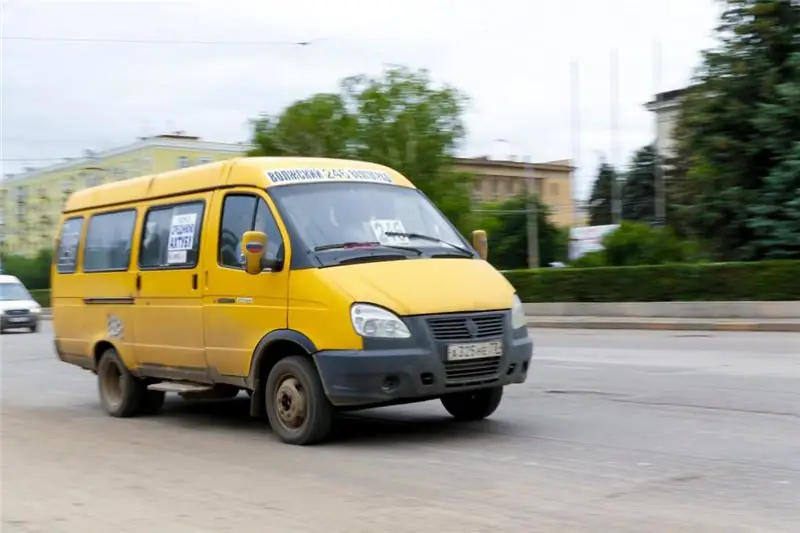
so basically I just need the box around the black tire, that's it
[265,355,333,445]
[29,322,39,333]
[141,390,166,415]
[441,386,504,421]
[97,348,147,418]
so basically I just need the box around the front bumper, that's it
[313,310,533,408]
[1,313,38,330]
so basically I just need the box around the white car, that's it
[0,275,42,334]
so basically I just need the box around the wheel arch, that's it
[247,329,319,417]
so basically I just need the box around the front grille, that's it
[427,313,505,342]
[445,358,501,383]
[5,309,29,316]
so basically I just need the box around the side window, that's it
[219,194,284,269]
[254,198,284,262]
[219,195,257,269]
[83,210,137,272]
[56,217,84,274]
[140,201,205,269]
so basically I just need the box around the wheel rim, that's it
[100,360,123,410]
[274,376,307,432]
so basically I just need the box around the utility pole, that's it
[570,59,581,228]
[525,156,539,269]
[610,48,622,225]
[653,39,667,226]
[495,139,540,268]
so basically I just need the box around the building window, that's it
[198,157,212,165]
[549,183,560,196]
[139,201,205,269]
[177,156,190,169]
[15,186,28,202]
[86,176,102,188]
[83,209,137,272]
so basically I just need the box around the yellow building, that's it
[457,156,577,227]
[0,132,578,256]
[0,133,247,255]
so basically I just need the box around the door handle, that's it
[192,273,198,290]
[136,274,141,291]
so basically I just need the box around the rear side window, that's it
[83,210,137,272]
[56,217,83,274]
[139,201,205,269]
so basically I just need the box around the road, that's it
[1,324,798,533]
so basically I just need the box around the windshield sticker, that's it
[370,219,410,245]
[265,168,393,185]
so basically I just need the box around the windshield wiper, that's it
[314,241,422,255]
[384,232,474,257]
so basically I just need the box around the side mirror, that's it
[241,231,267,275]
[471,229,488,260]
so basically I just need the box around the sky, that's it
[1,0,721,199]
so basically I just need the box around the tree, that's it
[475,194,569,270]
[1,248,52,289]
[621,144,657,224]
[249,65,475,233]
[587,160,616,226]
[671,0,800,260]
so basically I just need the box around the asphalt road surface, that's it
[2,323,798,533]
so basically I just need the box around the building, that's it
[456,157,576,227]
[0,132,576,255]
[644,88,686,160]
[0,133,247,255]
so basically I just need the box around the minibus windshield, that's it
[270,182,471,258]
[0,282,32,301]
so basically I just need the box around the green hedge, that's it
[21,261,800,307]
[503,260,800,302]
[29,289,51,308]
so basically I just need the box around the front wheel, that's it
[265,355,334,445]
[441,386,504,421]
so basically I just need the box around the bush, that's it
[29,289,51,307]
[504,260,800,302]
[570,222,705,268]
[1,249,52,290]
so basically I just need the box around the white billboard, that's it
[569,224,619,261]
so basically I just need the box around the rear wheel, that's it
[441,386,504,421]
[97,348,162,417]
[265,355,334,445]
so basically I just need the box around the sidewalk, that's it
[526,316,800,332]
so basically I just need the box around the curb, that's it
[40,313,800,332]
[526,319,800,333]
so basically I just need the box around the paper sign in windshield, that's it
[265,168,393,185]
[167,213,197,264]
[370,219,410,245]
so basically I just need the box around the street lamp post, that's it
[494,138,540,269]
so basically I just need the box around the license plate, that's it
[447,341,502,361]
[9,317,26,323]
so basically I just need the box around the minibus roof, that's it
[63,157,415,213]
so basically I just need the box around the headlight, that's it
[31,307,41,314]
[511,294,526,329]
[350,303,411,339]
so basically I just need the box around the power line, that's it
[1,35,320,46]
[1,157,67,162]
